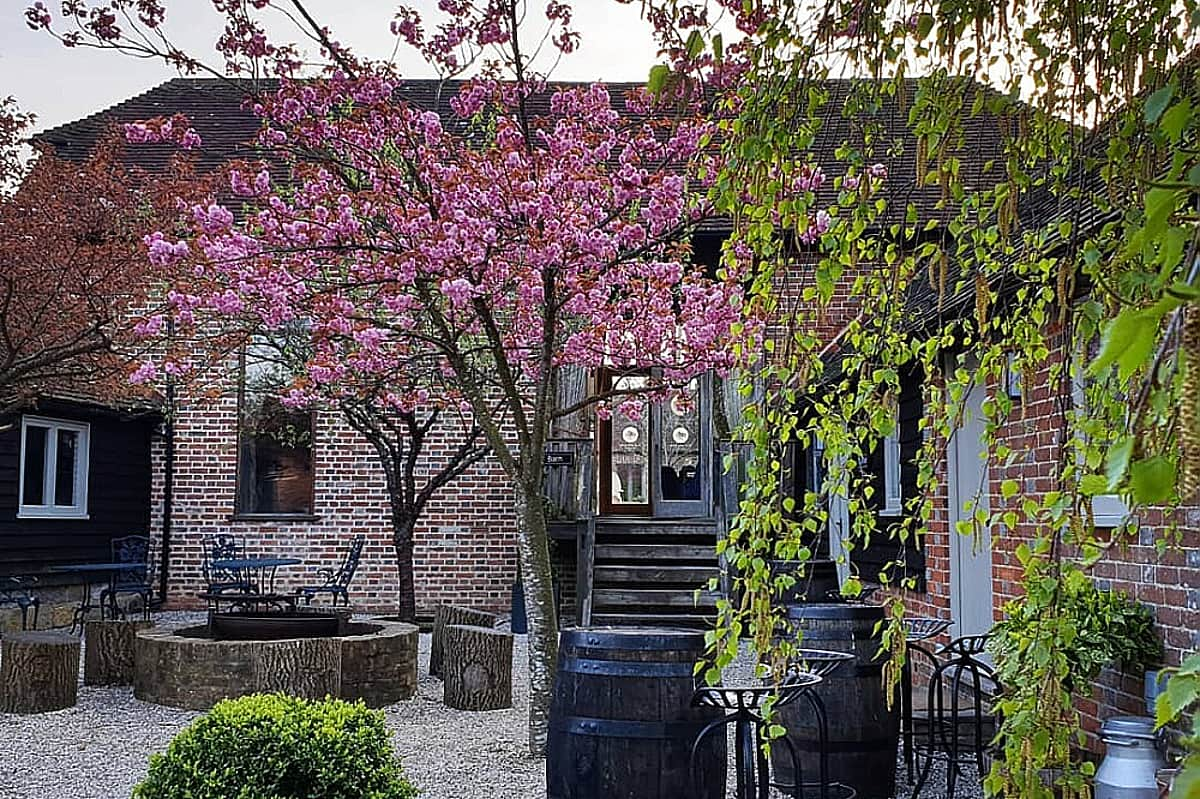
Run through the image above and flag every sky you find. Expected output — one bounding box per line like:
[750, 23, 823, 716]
[0, 1, 666, 136]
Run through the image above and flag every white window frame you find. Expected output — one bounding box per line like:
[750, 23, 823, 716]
[1072, 336, 1130, 529]
[18, 415, 90, 519]
[882, 429, 903, 515]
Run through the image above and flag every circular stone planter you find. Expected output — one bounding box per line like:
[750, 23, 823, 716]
[134, 620, 418, 710]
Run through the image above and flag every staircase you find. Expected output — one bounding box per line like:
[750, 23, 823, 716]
[587, 518, 721, 628]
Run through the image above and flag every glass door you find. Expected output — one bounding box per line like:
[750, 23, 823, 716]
[652, 376, 711, 517]
[598, 373, 652, 515]
[597, 372, 712, 517]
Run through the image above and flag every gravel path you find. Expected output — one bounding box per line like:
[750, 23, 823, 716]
[0, 615, 980, 799]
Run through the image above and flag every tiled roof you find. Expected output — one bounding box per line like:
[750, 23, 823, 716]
[34, 76, 1013, 228]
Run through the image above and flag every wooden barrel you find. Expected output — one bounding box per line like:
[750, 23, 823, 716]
[547, 627, 726, 799]
[771, 603, 900, 799]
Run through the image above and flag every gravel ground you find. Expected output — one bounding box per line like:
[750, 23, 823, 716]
[0, 614, 981, 799]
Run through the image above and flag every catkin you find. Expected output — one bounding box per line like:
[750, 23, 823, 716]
[1179, 306, 1200, 500]
[975, 271, 990, 329]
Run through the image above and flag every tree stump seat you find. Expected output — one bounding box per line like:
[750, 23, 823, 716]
[430, 604, 499, 678]
[84, 619, 154, 686]
[442, 623, 513, 711]
[0, 631, 81, 713]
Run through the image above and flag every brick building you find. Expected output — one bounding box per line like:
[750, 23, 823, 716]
[12, 77, 1196, 737]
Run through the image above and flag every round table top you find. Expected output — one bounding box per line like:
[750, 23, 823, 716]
[211, 557, 303, 569]
[49, 562, 145, 573]
[692, 673, 823, 711]
[902, 617, 954, 642]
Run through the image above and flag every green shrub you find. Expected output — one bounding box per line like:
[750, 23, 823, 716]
[991, 578, 1163, 688]
[132, 693, 417, 799]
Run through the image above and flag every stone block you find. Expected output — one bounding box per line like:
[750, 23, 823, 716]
[340, 621, 418, 707]
[134, 620, 419, 711]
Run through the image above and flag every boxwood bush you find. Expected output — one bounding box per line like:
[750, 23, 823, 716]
[133, 693, 416, 799]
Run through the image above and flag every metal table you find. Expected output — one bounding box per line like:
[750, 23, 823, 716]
[210, 557, 302, 595]
[49, 562, 147, 632]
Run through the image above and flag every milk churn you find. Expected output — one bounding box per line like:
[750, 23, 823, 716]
[1095, 716, 1167, 799]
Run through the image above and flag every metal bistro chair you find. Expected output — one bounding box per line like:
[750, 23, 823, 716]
[1, 575, 40, 630]
[201, 534, 253, 595]
[909, 633, 999, 799]
[297, 535, 365, 606]
[99, 534, 153, 621]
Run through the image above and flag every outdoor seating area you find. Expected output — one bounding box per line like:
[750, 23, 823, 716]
[2, 2, 1199, 798]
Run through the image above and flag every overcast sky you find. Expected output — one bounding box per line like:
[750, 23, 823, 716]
[1, 1, 665, 135]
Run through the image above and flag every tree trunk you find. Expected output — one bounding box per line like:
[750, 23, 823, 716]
[430, 604, 500, 678]
[84, 619, 154, 686]
[442, 624, 513, 710]
[392, 511, 418, 623]
[0, 631, 80, 713]
[515, 487, 559, 756]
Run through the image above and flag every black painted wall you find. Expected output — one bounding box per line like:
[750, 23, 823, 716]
[0, 400, 157, 581]
[854, 364, 927, 590]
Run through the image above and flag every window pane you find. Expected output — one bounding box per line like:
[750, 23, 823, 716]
[22, 425, 48, 506]
[661, 379, 701, 501]
[55, 429, 79, 506]
[238, 337, 314, 515]
[609, 376, 649, 505]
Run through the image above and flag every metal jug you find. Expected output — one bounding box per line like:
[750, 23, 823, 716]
[1096, 716, 1167, 799]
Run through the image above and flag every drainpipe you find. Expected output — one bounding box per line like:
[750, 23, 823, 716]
[157, 320, 176, 605]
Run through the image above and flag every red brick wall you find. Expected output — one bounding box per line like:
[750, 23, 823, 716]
[150, 379, 518, 615]
[885, 333, 1199, 746]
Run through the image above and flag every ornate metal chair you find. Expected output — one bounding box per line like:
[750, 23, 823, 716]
[99, 534, 153, 621]
[909, 633, 999, 799]
[201, 533, 253, 595]
[1, 576, 40, 630]
[297, 535, 365, 606]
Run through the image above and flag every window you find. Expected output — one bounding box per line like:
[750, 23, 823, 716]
[236, 336, 315, 517]
[882, 430, 903, 514]
[19, 416, 90, 518]
[1072, 311, 1129, 528]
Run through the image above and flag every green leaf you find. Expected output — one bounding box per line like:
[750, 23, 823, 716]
[1156, 672, 1197, 724]
[1001, 479, 1019, 500]
[1091, 308, 1159, 381]
[916, 13, 935, 39]
[1105, 436, 1135, 491]
[1160, 98, 1193, 143]
[686, 30, 705, 59]
[647, 64, 670, 96]
[1130, 455, 1176, 505]
[711, 32, 723, 62]
[1145, 84, 1175, 124]
[1080, 474, 1110, 496]
[1145, 187, 1180, 242]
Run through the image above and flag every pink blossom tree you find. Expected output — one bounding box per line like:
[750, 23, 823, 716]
[30, 0, 754, 751]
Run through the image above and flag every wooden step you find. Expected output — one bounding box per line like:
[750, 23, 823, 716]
[590, 612, 716, 629]
[592, 588, 719, 609]
[594, 520, 718, 537]
[593, 565, 719, 584]
[594, 543, 716, 561]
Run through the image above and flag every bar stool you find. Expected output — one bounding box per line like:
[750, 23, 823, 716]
[774, 649, 859, 799]
[689, 673, 821, 799]
[910, 634, 998, 799]
[900, 617, 954, 783]
[689, 649, 858, 799]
